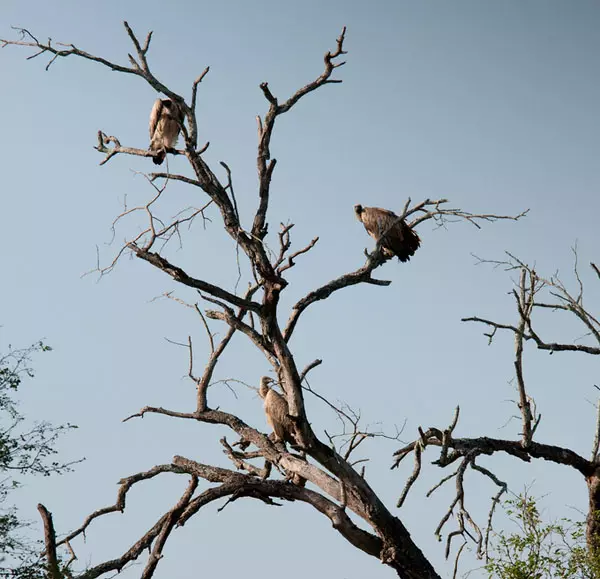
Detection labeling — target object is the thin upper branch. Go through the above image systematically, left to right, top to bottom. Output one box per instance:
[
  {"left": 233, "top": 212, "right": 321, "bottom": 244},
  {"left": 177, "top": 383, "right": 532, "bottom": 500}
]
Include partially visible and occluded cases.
[
  {"left": 2, "top": 23, "right": 190, "bottom": 106},
  {"left": 2, "top": 26, "right": 144, "bottom": 74},
  {"left": 252, "top": 27, "right": 347, "bottom": 240},
  {"left": 189, "top": 66, "right": 210, "bottom": 146},
  {"left": 407, "top": 199, "right": 529, "bottom": 230},
  {"left": 130, "top": 247, "right": 262, "bottom": 312},
  {"left": 284, "top": 249, "right": 389, "bottom": 342},
  {"left": 463, "top": 257, "right": 600, "bottom": 355},
  {"left": 514, "top": 269, "right": 535, "bottom": 446},
  {"left": 194, "top": 291, "right": 257, "bottom": 412},
  {"left": 463, "top": 315, "right": 600, "bottom": 355},
  {"left": 55, "top": 464, "right": 184, "bottom": 548}
]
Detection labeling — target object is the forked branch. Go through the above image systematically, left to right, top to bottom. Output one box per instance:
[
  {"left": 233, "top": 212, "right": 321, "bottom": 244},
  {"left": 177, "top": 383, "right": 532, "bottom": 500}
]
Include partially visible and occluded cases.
[
  {"left": 253, "top": 26, "right": 347, "bottom": 240},
  {"left": 284, "top": 199, "right": 527, "bottom": 342},
  {"left": 463, "top": 253, "right": 600, "bottom": 355}
]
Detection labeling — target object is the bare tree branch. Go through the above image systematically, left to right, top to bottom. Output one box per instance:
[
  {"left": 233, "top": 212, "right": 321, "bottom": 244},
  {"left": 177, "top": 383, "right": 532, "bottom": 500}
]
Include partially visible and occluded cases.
[
  {"left": 252, "top": 26, "right": 347, "bottom": 241},
  {"left": 95, "top": 131, "right": 183, "bottom": 165},
  {"left": 130, "top": 247, "right": 262, "bottom": 313},
  {"left": 464, "top": 255, "right": 600, "bottom": 355},
  {"left": 513, "top": 269, "right": 536, "bottom": 446},
  {"left": 55, "top": 464, "right": 183, "bottom": 548},
  {"left": 139, "top": 476, "right": 198, "bottom": 579},
  {"left": 37, "top": 504, "right": 62, "bottom": 579}
]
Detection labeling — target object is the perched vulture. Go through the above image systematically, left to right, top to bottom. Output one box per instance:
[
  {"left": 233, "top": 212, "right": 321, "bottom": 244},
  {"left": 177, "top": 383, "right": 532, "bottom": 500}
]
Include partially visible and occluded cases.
[
  {"left": 148, "top": 98, "right": 185, "bottom": 165},
  {"left": 354, "top": 204, "right": 421, "bottom": 262},
  {"left": 258, "top": 376, "right": 296, "bottom": 446},
  {"left": 258, "top": 376, "right": 305, "bottom": 487}
]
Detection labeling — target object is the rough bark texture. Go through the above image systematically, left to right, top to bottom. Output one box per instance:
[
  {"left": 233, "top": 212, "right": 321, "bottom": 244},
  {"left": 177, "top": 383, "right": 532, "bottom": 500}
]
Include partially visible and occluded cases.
[
  {"left": 587, "top": 470, "right": 600, "bottom": 553},
  {"left": 37, "top": 504, "right": 62, "bottom": 579}
]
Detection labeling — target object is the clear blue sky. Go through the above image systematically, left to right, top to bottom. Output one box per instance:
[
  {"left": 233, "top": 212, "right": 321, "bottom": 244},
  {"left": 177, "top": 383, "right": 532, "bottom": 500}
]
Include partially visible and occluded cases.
[{"left": 1, "top": 1, "right": 599, "bottom": 577}]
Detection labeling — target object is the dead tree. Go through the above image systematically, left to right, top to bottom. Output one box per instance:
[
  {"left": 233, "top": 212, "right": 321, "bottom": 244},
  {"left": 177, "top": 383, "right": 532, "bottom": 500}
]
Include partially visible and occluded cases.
[
  {"left": 1, "top": 22, "right": 526, "bottom": 579},
  {"left": 394, "top": 252, "right": 600, "bottom": 569}
]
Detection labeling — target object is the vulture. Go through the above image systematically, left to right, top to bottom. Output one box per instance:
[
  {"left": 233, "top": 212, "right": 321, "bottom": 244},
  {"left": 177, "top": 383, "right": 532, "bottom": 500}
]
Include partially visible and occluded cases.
[
  {"left": 148, "top": 98, "right": 185, "bottom": 165},
  {"left": 354, "top": 204, "right": 421, "bottom": 262},
  {"left": 258, "top": 376, "right": 296, "bottom": 446},
  {"left": 258, "top": 376, "right": 306, "bottom": 487}
]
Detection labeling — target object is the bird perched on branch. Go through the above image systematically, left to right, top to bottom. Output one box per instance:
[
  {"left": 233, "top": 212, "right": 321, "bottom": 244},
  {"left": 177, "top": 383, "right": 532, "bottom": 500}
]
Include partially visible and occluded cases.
[
  {"left": 148, "top": 98, "right": 185, "bottom": 165},
  {"left": 354, "top": 204, "right": 421, "bottom": 262},
  {"left": 258, "top": 376, "right": 297, "bottom": 446},
  {"left": 258, "top": 376, "right": 305, "bottom": 487}
]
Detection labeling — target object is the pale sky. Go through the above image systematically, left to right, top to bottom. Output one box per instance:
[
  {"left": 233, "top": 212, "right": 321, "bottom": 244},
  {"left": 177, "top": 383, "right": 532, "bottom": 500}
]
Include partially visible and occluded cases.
[{"left": 1, "top": 1, "right": 599, "bottom": 577}]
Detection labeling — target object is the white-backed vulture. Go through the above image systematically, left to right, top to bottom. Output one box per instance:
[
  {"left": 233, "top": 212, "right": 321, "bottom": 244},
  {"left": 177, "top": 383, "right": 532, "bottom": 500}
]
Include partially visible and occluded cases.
[
  {"left": 148, "top": 98, "right": 184, "bottom": 165},
  {"left": 354, "top": 204, "right": 421, "bottom": 262},
  {"left": 258, "top": 376, "right": 296, "bottom": 446},
  {"left": 258, "top": 376, "right": 306, "bottom": 487}
]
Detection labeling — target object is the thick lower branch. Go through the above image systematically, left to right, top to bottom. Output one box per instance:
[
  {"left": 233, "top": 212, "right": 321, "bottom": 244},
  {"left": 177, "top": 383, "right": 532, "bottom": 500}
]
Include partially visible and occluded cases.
[{"left": 173, "top": 456, "right": 438, "bottom": 578}]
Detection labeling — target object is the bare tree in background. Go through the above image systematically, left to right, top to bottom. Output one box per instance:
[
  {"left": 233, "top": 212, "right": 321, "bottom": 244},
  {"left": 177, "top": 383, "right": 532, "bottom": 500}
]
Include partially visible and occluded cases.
[
  {"left": 1, "top": 23, "right": 529, "bottom": 579},
  {"left": 394, "top": 253, "right": 600, "bottom": 571}
]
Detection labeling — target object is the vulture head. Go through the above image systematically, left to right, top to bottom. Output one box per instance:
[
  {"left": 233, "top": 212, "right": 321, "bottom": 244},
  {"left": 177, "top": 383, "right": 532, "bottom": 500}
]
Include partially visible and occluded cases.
[
  {"left": 354, "top": 204, "right": 364, "bottom": 221},
  {"left": 259, "top": 376, "right": 275, "bottom": 398}
]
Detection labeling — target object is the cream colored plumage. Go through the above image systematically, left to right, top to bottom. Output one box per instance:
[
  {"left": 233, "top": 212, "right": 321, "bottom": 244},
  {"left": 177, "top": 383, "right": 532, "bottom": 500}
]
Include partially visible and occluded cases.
[
  {"left": 148, "top": 98, "right": 184, "bottom": 165},
  {"left": 258, "top": 376, "right": 306, "bottom": 487},
  {"left": 259, "top": 376, "right": 296, "bottom": 445}
]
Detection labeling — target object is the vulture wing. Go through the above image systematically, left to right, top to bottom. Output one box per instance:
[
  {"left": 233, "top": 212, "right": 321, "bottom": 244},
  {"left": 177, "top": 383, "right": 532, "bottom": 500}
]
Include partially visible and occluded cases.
[
  {"left": 148, "top": 99, "right": 164, "bottom": 140},
  {"left": 361, "top": 207, "right": 397, "bottom": 240},
  {"left": 362, "top": 207, "right": 421, "bottom": 262},
  {"left": 264, "top": 390, "right": 295, "bottom": 445}
]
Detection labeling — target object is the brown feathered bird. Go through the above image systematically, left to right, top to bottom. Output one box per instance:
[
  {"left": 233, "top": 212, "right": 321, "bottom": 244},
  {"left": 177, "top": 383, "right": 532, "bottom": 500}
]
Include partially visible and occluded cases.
[
  {"left": 148, "top": 98, "right": 184, "bottom": 165},
  {"left": 354, "top": 204, "right": 421, "bottom": 262},
  {"left": 258, "top": 376, "right": 297, "bottom": 446},
  {"left": 258, "top": 376, "right": 305, "bottom": 487}
]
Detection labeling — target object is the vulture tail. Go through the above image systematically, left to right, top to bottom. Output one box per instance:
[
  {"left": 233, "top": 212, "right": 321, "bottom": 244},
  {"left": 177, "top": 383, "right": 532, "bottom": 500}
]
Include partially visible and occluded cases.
[{"left": 397, "top": 227, "right": 421, "bottom": 262}]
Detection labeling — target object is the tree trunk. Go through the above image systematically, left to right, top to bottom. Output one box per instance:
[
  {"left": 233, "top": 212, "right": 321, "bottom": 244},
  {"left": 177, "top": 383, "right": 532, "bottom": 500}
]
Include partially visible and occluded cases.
[
  {"left": 586, "top": 469, "right": 600, "bottom": 552},
  {"left": 383, "top": 521, "right": 441, "bottom": 579}
]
